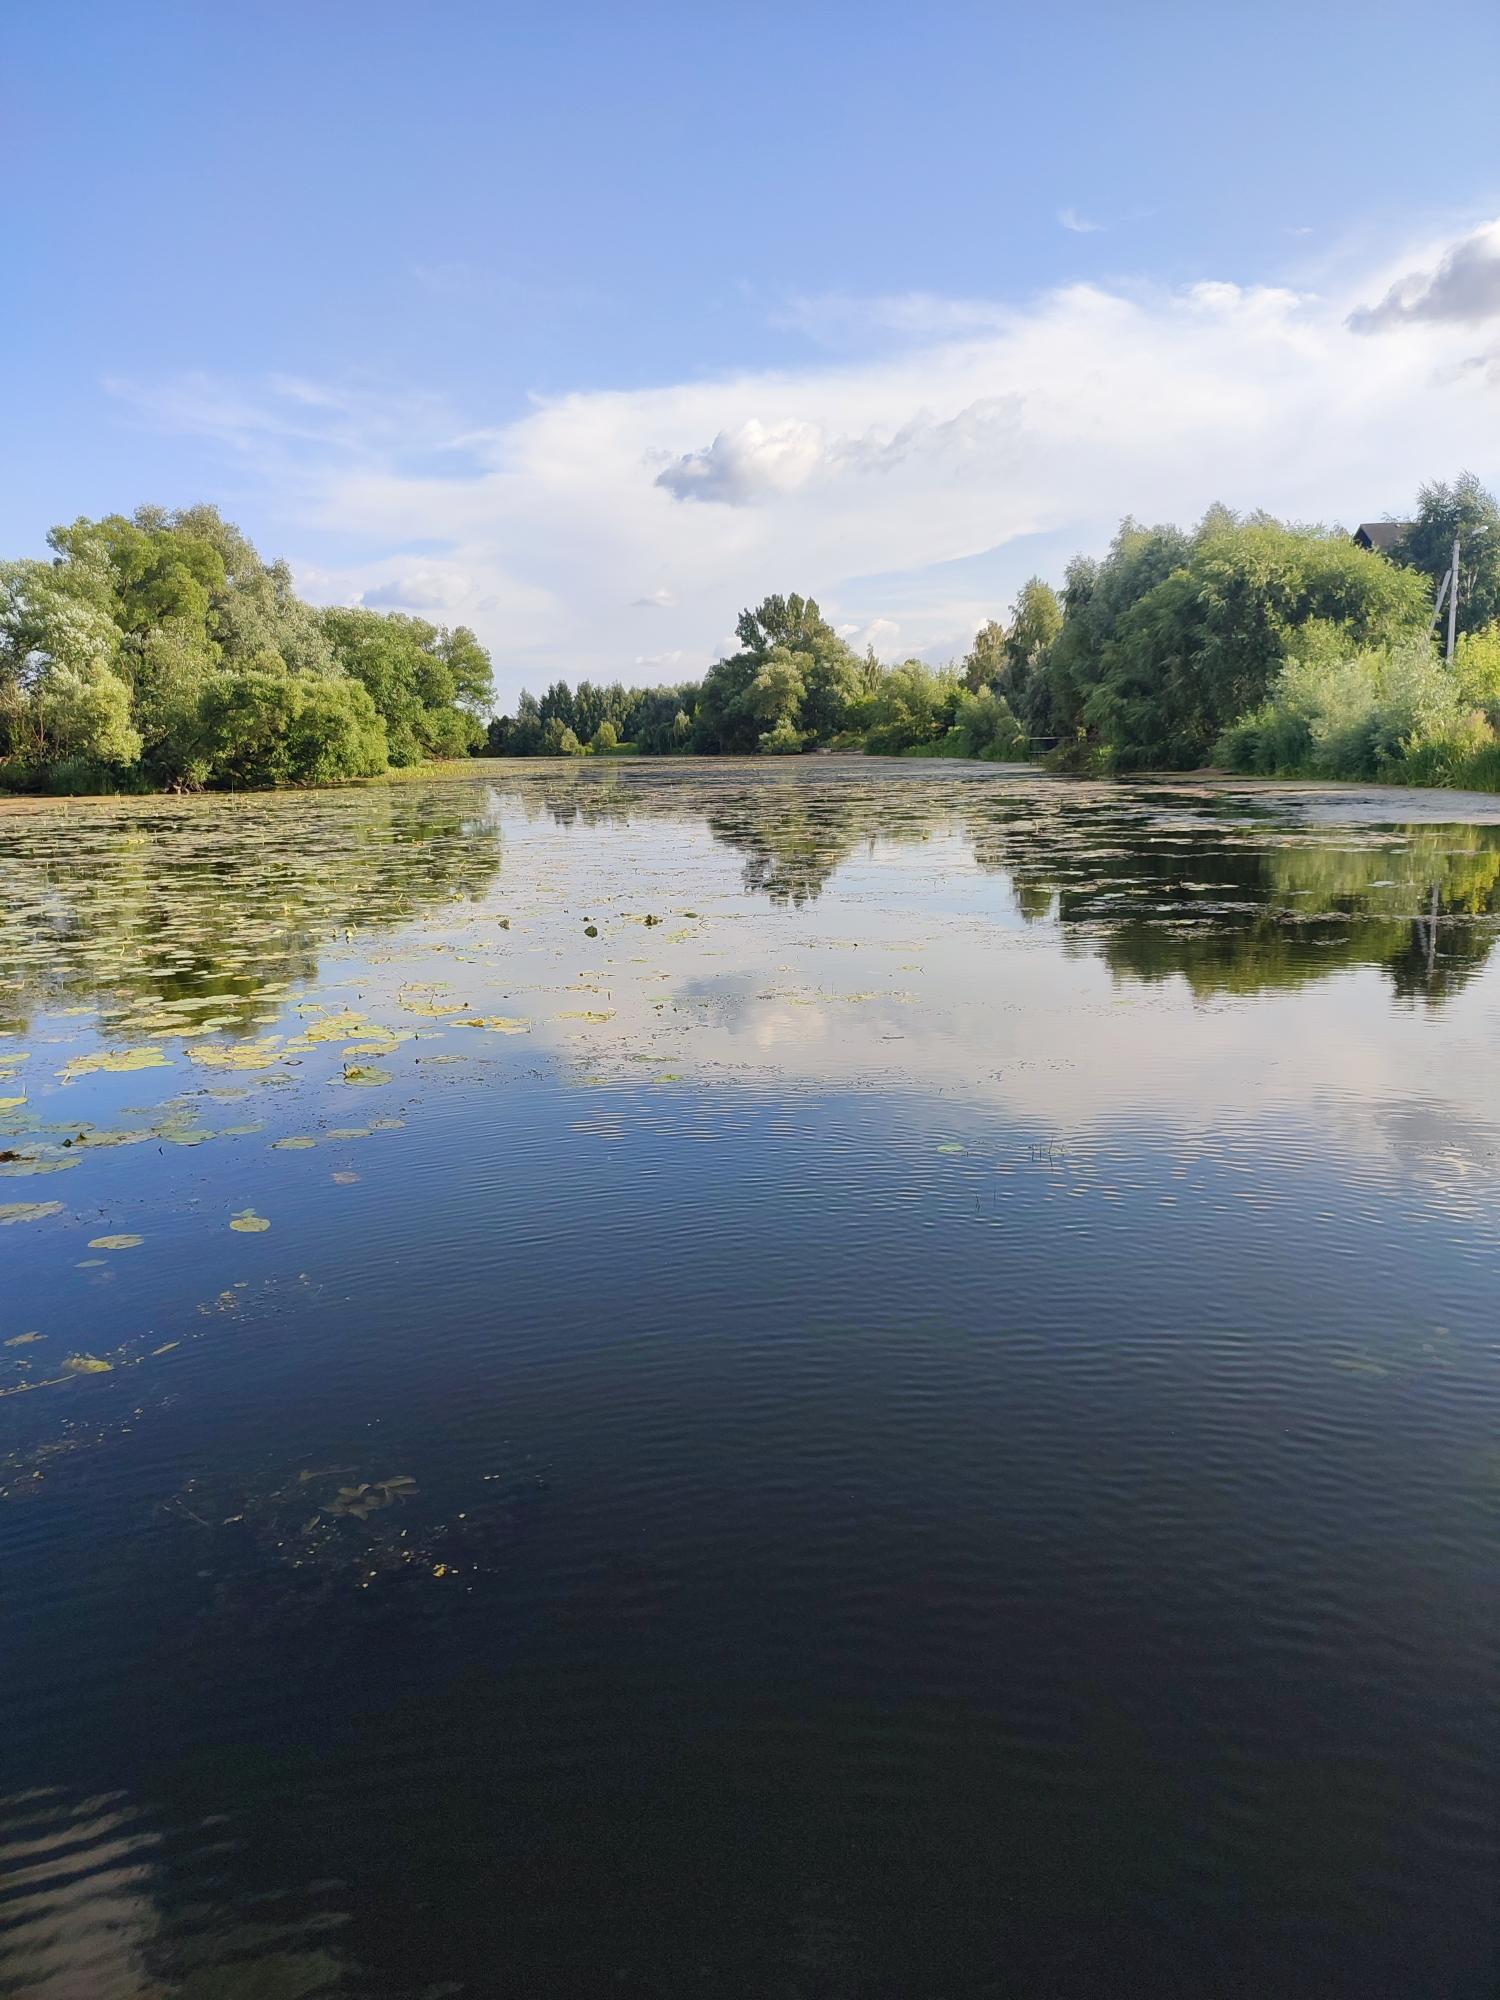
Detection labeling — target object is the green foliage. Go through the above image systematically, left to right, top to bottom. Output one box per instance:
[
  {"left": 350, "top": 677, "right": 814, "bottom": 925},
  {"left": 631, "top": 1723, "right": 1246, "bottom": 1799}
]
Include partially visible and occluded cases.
[
  {"left": 1396, "top": 472, "right": 1500, "bottom": 639},
  {"left": 0, "top": 504, "right": 492, "bottom": 793},
  {"left": 1030, "top": 511, "right": 1430, "bottom": 768},
  {"left": 996, "top": 579, "right": 1062, "bottom": 707},
  {"left": 694, "top": 594, "right": 860, "bottom": 752},
  {"left": 318, "top": 608, "right": 486, "bottom": 765},
  {"left": 960, "top": 620, "right": 1007, "bottom": 693},
  {"left": 1452, "top": 624, "right": 1500, "bottom": 722},
  {"left": 1215, "top": 636, "right": 1485, "bottom": 781},
  {"left": 862, "top": 661, "right": 964, "bottom": 754},
  {"left": 950, "top": 687, "right": 1027, "bottom": 760},
  {"left": 539, "top": 717, "right": 585, "bottom": 756}
]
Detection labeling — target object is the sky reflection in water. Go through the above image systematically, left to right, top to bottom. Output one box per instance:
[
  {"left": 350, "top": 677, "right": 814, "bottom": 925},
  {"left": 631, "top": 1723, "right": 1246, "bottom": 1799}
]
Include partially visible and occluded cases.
[{"left": 1, "top": 763, "right": 1497, "bottom": 2000}]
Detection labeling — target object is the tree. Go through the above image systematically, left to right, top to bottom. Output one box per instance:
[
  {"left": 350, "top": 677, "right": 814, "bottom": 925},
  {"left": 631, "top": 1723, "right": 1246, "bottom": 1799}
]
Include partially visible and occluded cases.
[
  {"left": 1396, "top": 473, "right": 1500, "bottom": 639},
  {"left": 0, "top": 504, "right": 490, "bottom": 791},
  {"left": 1036, "top": 512, "right": 1430, "bottom": 768},
  {"left": 999, "top": 579, "right": 1062, "bottom": 700},
  {"left": 695, "top": 592, "right": 861, "bottom": 751},
  {"left": 319, "top": 608, "right": 487, "bottom": 764},
  {"left": 961, "top": 620, "right": 1007, "bottom": 693},
  {"left": 862, "top": 662, "right": 963, "bottom": 754},
  {"left": 539, "top": 717, "right": 584, "bottom": 755},
  {"left": 590, "top": 718, "right": 619, "bottom": 753}
]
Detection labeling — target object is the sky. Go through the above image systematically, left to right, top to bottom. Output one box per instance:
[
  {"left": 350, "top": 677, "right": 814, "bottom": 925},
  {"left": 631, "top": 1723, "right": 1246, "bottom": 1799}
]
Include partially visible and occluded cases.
[{"left": 7, "top": 0, "right": 1500, "bottom": 710}]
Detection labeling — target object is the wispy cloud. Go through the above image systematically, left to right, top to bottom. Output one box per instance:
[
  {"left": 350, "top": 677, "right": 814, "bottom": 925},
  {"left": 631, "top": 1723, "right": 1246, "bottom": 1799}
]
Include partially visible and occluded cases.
[
  {"left": 1058, "top": 207, "right": 1102, "bottom": 235},
  {"left": 111, "top": 223, "right": 1500, "bottom": 707}
]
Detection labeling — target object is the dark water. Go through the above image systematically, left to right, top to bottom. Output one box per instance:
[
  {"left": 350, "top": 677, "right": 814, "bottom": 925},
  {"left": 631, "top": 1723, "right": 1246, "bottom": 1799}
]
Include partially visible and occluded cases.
[{"left": 1, "top": 759, "right": 1497, "bottom": 1999}]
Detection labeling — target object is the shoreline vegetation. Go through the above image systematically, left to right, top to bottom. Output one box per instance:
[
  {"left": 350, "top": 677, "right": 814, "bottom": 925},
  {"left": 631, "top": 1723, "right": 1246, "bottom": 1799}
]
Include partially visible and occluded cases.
[
  {"left": 485, "top": 472, "right": 1500, "bottom": 795},
  {"left": 7, "top": 475, "right": 1500, "bottom": 799},
  {"left": 0, "top": 506, "right": 492, "bottom": 796}
]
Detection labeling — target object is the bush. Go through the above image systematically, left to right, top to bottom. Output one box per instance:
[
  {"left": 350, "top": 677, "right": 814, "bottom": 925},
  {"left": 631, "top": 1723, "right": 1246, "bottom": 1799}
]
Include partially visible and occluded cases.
[{"left": 1216, "top": 638, "right": 1472, "bottom": 780}]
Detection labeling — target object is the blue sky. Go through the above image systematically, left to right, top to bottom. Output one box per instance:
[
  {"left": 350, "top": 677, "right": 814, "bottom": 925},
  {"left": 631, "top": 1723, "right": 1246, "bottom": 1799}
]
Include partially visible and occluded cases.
[{"left": 8, "top": 0, "right": 1500, "bottom": 704}]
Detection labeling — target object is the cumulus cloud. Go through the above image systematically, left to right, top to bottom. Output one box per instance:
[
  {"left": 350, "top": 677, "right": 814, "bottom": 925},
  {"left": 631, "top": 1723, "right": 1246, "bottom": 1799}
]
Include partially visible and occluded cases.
[
  {"left": 1349, "top": 219, "right": 1500, "bottom": 330},
  {"left": 111, "top": 226, "right": 1500, "bottom": 709},
  {"left": 654, "top": 399, "right": 1025, "bottom": 505},
  {"left": 655, "top": 418, "right": 828, "bottom": 503}
]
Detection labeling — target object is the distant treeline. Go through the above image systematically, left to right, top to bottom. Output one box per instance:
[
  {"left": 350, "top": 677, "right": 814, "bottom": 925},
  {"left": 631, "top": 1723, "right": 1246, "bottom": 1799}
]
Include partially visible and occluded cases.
[
  {"left": 490, "top": 473, "right": 1500, "bottom": 789},
  {"left": 0, "top": 506, "right": 493, "bottom": 792},
  {"left": 489, "top": 592, "right": 1038, "bottom": 764}
]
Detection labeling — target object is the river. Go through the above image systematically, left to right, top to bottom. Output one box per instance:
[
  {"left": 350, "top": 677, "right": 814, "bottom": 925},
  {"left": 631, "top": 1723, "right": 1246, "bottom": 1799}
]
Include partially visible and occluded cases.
[{"left": 1, "top": 759, "right": 1496, "bottom": 1998}]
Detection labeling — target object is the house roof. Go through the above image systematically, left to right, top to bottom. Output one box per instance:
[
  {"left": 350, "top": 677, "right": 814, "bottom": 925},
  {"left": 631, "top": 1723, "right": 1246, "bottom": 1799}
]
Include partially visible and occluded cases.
[{"left": 1354, "top": 521, "right": 1411, "bottom": 552}]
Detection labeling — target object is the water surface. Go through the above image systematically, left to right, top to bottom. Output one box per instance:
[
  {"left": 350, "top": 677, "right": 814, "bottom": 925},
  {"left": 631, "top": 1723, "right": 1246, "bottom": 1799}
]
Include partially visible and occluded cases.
[{"left": 2, "top": 759, "right": 1497, "bottom": 1998}]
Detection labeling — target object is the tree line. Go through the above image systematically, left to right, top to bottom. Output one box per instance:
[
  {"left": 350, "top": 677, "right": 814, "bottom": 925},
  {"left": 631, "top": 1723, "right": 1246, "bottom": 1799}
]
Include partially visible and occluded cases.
[
  {"left": 489, "top": 473, "right": 1500, "bottom": 789},
  {"left": 10, "top": 475, "right": 1498, "bottom": 795},
  {"left": 0, "top": 506, "right": 493, "bottom": 792},
  {"left": 489, "top": 589, "right": 1048, "bottom": 764}
]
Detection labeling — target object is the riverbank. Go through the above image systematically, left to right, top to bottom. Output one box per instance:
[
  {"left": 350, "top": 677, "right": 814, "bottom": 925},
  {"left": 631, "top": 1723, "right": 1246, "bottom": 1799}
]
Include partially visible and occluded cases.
[{"left": 12, "top": 749, "right": 1500, "bottom": 824}]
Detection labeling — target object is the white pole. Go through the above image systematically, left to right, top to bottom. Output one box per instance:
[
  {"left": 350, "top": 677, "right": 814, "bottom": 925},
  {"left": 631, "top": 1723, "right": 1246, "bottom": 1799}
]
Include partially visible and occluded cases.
[{"left": 1447, "top": 531, "right": 1461, "bottom": 663}]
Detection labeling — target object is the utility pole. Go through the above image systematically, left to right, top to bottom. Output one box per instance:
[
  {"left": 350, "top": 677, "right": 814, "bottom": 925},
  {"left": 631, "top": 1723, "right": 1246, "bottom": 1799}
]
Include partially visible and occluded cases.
[{"left": 1446, "top": 531, "right": 1461, "bottom": 663}]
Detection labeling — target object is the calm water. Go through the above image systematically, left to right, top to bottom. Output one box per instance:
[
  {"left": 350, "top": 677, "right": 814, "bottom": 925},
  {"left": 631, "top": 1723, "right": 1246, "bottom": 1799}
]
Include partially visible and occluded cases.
[{"left": 1, "top": 759, "right": 1497, "bottom": 1999}]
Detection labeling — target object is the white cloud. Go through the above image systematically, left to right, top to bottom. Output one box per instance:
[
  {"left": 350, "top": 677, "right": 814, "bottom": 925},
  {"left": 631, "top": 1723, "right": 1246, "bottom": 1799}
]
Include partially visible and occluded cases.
[
  {"left": 1058, "top": 207, "right": 1102, "bottom": 234},
  {"left": 110, "top": 220, "right": 1500, "bottom": 709},
  {"left": 1349, "top": 220, "right": 1500, "bottom": 330},
  {"left": 655, "top": 418, "right": 829, "bottom": 503},
  {"left": 360, "top": 569, "right": 474, "bottom": 612}
]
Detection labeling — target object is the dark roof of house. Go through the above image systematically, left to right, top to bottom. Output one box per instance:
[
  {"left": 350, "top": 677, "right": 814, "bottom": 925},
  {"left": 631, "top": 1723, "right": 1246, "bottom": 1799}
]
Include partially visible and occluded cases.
[{"left": 1353, "top": 520, "right": 1411, "bottom": 552}]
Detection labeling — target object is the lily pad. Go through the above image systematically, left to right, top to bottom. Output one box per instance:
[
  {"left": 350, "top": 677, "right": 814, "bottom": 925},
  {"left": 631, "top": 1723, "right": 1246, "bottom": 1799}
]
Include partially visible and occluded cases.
[
  {"left": 187, "top": 1040, "right": 285, "bottom": 1071},
  {"left": 58, "top": 1047, "right": 171, "bottom": 1083},
  {"left": 338, "top": 1064, "right": 390, "bottom": 1086},
  {"left": 0, "top": 1200, "right": 64, "bottom": 1225},
  {"left": 229, "top": 1209, "right": 271, "bottom": 1233},
  {"left": 87, "top": 1234, "right": 145, "bottom": 1250},
  {"left": 63, "top": 1353, "right": 114, "bottom": 1374}
]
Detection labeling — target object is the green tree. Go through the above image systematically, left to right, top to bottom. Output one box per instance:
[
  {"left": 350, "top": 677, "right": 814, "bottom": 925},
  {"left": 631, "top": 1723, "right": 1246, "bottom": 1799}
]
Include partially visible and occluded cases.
[
  {"left": 1396, "top": 473, "right": 1500, "bottom": 639},
  {"left": 999, "top": 579, "right": 1062, "bottom": 700},
  {"left": 695, "top": 592, "right": 860, "bottom": 751},
  {"left": 960, "top": 620, "right": 1007, "bottom": 693},
  {"left": 862, "top": 661, "right": 963, "bottom": 754}
]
